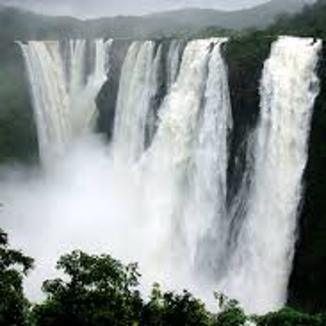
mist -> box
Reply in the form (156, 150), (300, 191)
(2, 0), (270, 18)
(0, 134), (212, 305)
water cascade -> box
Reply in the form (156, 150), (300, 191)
(13, 36), (322, 314)
(134, 38), (231, 293)
(19, 39), (112, 161)
(223, 36), (322, 313)
(112, 41), (160, 163)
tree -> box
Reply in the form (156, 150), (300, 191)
(213, 293), (248, 326)
(255, 307), (326, 326)
(141, 283), (211, 326)
(0, 228), (34, 326)
(31, 250), (143, 326)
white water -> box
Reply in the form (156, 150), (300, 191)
(222, 36), (322, 313)
(166, 40), (184, 88)
(134, 39), (230, 294)
(19, 39), (112, 162)
(1, 36), (321, 314)
(190, 41), (232, 280)
(112, 41), (160, 163)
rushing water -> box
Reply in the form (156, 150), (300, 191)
(19, 39), (112, 162)
(222, 36), (322, 313)
(112, 41), (160, 163)
(2, 36), (321, 313)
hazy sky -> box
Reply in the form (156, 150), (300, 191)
(2, 0), (270, 18)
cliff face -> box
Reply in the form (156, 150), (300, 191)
(96, 40), (131, 141)
(224, 35), (274, 204)
(0, 41), (37, 163)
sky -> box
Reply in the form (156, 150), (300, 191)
(1, 0), (271, 18)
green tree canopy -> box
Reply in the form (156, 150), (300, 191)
(0, 228), (34, 326)
(31, 250), (143, 326)
(141, 283), (211, 326)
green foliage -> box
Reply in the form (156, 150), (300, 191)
(0, 228), (34, 326)
(213, 293), (247, 326)
(32, 253), (214, 326)
(255, 307), (326, 326)
(267, 0), (326, 39)
(214, 307), (247, 326)
(142, 283), (211, 326)
(0, 235), (325, 326)
(31, 250), (143, 326)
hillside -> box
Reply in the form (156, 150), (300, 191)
(0, 0), (314, 40)
(141, 0), (314, 34)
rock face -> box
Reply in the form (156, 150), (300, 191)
(224, 36), (274, 206)
(97, 40), (131, 141)
(0, 41), (38, 163)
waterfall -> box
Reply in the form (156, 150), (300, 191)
(19, 39), (112, 162)
(190, 40), (232, 280)
(166, 40), (185, 88)
(224, 36), (322, 313)
(112, 41), (160, 163)
(136, 38), (231, 293)
(16, 36), (322, 314)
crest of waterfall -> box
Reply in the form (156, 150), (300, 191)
(223, 36), (322, 314)
(19, 39), (112, 162)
